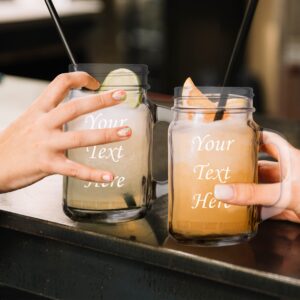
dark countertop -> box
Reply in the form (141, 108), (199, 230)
(0, 121), (300, 300)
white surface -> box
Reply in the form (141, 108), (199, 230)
(0, 75), (66, 222)
(0, 173), (67, 223)
(0, 75), (48, 129)
(0, 0), (103, 24)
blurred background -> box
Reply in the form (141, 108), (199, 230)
(0, 0), (300, 120)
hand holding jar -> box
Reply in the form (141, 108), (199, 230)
(0, 72), (131, 193)
(215, 130), (300, 223)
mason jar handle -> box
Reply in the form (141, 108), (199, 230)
(259, 128), (292, 221)
(155, 104), (173, 123)
(148, 100), (173, 199)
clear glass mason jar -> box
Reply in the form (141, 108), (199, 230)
(63, 64), (155, 223)
(168, 87), (261, 246)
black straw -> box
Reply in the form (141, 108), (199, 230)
(214, 0), (259, 121)
(44, 0), (77, 67)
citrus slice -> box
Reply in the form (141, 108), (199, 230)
(225, 98), (247, 108)
(182, 77), (215, 121)
(100, 68), (141, 108)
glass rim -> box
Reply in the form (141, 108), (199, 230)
(174, 86), (254, 98)
(171, 107), (256, 113)
(173, 87), (254, 111)
(69, 63), (150, 89)
(69, 63), (149, 73)
(173, 99), (254, 111)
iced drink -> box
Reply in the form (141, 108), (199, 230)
(169, 117), (259, 239)
(63, 64), (153, 223)
(65, 102), (152, 210)
(168, 83), (260, 245)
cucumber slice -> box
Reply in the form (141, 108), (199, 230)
(100, 68), (142, 108)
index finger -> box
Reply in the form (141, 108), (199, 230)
(45, 89), (126, 128)
(35, 72), (100, 111)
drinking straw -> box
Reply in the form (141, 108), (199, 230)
(214, 0), (259, 121)
(44, 0), (77, 68)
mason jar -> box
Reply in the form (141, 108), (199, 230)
(168, 87), (261, 246)
(64, 64), (153, 223)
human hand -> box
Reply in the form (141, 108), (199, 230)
(214, 131), (300, 223)
(0, 72), (131, 193)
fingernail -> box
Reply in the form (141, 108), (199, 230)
(112, 90), (126, 101)
(117, 127), (132, 137)
(214, 184), (234, 201)
(102, 174), (113, 182)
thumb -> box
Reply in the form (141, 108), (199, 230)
(214, 183), (281, 206)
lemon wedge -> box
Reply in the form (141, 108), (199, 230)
(183, 77), (215, 109)
(100, 68), (142, 108)
(182, 77), (215, 121)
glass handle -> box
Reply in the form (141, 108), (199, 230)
(152, 180), (168, 199)
(155, 104), (173, 123)
(147, 97), (173, 123)
(147, 100), (172, 198)
(259, 128), (292, 221)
